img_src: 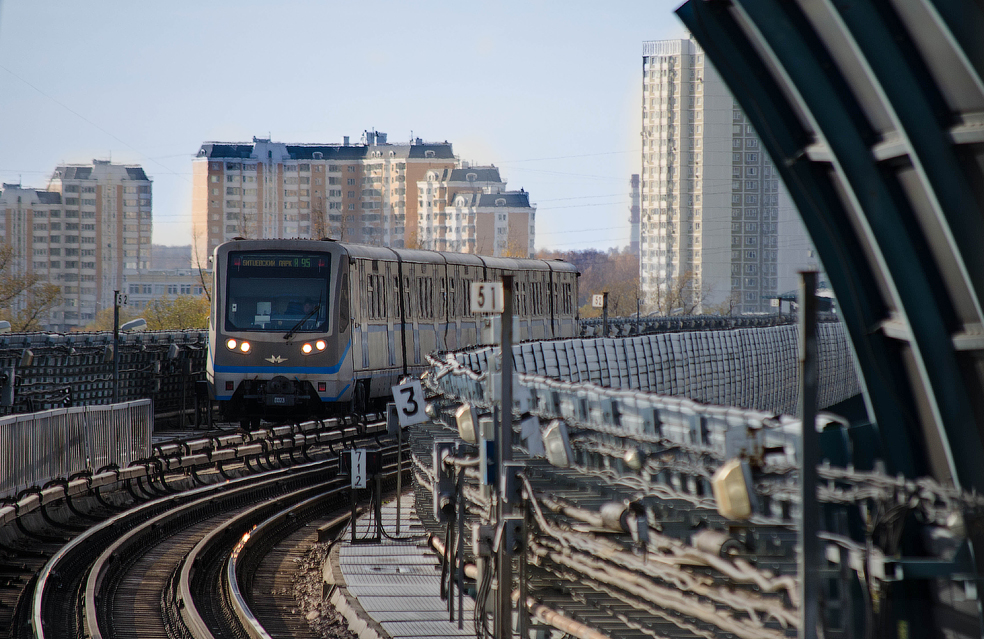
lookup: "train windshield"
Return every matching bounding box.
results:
[224,251,330,333]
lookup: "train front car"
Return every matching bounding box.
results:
[208,239,352,423]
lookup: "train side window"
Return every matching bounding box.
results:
[439,278,447,318]
[394,275,401,320]
[404,276,413,319]
[449,278,456,319]
[417,277,434,319]
[367,274,386,320]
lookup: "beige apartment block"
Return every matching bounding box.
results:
[0,160,152,331]
[417,166,535,257]
[122,269,208,310]
[192,132,457,265]
[640,37,816,314]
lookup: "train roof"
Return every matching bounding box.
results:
[214,239,577,275]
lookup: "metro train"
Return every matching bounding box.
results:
[206,238,579,423]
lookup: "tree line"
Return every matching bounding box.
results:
[0,242,209,332]
[536,247,738,318]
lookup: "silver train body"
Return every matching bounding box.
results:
[207,238,579,421]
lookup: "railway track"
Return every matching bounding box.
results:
[0,415,386,639]
[27,425,403,639]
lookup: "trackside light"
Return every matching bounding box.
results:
[543,419,574,468]
[301,343,313,354]
[711,458,758,520]
[239,341,251,353]
[226,339,238,351]
[454,403,478,444]
[315,340,326,351]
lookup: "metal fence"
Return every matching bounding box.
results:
[0,399,152,498]
[578,312,840,338]
[451,321,859,416]
[0,330,207,419]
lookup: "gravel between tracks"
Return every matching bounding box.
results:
[286,541,359,639]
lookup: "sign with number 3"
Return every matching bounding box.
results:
[391,380,428,426]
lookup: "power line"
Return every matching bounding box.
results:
[0,63,188,182]
[496,149,641,164]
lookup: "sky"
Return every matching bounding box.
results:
[0,1,687,251]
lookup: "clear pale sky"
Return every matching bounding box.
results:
[0,1,686,251]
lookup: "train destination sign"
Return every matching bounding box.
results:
[233,253,326,269]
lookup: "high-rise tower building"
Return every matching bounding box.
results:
[0,160,152,331]
[192,133,456,265]
[640,37,815,314]
[629,174,640,256]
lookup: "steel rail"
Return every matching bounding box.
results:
[28,420,385,639]
[219,449,404,639]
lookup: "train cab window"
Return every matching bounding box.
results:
[224,251,330,333]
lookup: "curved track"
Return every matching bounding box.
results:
[17,417,385,639]
[27,424,401,639]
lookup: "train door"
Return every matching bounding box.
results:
[444,264,458,351]
[532,270,548,340]
[416,263,438,361]
[384,260,397,369]
[403,263,419,365]
[459,265,478,348]
[364,259,389,372]
[352,258,368,373]
[439,263,456,352]
[514,271,530,341]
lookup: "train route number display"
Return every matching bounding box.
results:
[391,380,428,426]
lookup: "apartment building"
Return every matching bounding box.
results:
[629,174,641,256]
[416,166,536,257]
[640,37,815,313]
[122,269,207,309]
[192,132,456,264]
[0,160,152,331]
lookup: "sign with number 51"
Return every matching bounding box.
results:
[470,281,503,314]
[391,380,428,426]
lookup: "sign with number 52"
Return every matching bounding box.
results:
[391,380,428,426]
[470,282,503,314]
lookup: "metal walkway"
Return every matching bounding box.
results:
[326,494,474,639]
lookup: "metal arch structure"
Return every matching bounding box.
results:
[677,0,984,496]
[678,2,984,634]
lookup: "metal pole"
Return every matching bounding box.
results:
[798,271,819,639]
[396,424,403,535]
[496,274,514,639]
[602,291,609,337]
[457,466,465,630]
[113,290,120,404]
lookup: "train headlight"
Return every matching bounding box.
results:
[239,341,251,353]
[315,340,326,351]
[226,339,238,351]
[301,343,313,355]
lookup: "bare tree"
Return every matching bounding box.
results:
[311,202,329,239]
[191,228,212,304]
[644,270,711,315]
[0,243,61,331]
